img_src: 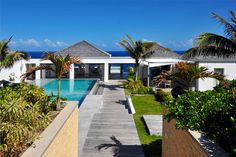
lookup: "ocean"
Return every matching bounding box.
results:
[27,51,185,59]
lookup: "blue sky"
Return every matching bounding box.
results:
[0,0,235,51]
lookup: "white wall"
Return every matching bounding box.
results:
[0,61,25,82]
[197,62,236,91]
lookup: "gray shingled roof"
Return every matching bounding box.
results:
[187,55,236,62]
[56,40,111,58]
[151,48,180,58]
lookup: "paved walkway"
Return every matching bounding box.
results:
[80,80,144,157]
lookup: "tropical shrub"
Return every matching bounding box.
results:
[124,78,143,93]
[0,86,51,156]
[214,79,236,92]
[127,67,135,80]
[16,83,50,113]
[155,90,173,103]
[124,78,155,94]
[153,62,225,90]
[166,88,236,155]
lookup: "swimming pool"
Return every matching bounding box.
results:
[35,79,96,104]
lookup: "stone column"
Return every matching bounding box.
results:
[69,79,74,93]
[84,64,89,77]
[104,63,109,82]
[69,64,75,79]
[41,70,46,79]
[35,62,41,80]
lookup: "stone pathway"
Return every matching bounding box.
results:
[80,80,144,157]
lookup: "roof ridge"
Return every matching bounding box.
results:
[57,40,111,57]
[81,40,111,57]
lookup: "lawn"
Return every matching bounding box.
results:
[131,95,163,157]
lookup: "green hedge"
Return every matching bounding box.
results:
[166,80,236,155]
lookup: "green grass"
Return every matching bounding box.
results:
[132,95,163,157]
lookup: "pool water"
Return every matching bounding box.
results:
[35,79,96,104]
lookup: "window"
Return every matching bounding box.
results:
[214,68,224,86]
[214,68,224,75]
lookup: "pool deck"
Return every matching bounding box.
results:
[79,80,144,157]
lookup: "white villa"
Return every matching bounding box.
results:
[0,40,235,91]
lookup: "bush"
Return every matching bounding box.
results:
[127,67,135,80]
[214,79,236,92]
[166,89,236,155]
[0,86,51,156]
[124,78,155,94]
[16,83,51,114]
[171,86,185,98]
[155,90,173,103]
[124,78,143,93]
[133,86,155,94]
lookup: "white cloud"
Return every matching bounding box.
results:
[43,39,68,47]
[163,38,194,50]
[19,39,41,47]
[9,38,68,49]
[142,38,153,42]
[43,38,56,47]
[56,41,68,47]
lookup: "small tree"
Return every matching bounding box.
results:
[119,35,163,80]
[0,36,29,70]
[21,53,80,110]
[153,62,225,91]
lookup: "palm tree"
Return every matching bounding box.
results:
[153,62,225,91]
[183,10,236,59]
[21,53,80,110]
[0,36,29,70]
[119,34,169,80]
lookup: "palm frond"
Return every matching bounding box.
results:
[182,45,236,59]
[153,62,225,90]
[21,65,54,81]
[212,12,236,40]
[229,10,236,24]
[126,34,136,48]
[118,39,134,55]
[152,70,171,86]
[0,36,13,61]
[196,33,236,49]
[42,53,80,78]
[0,51,30,69]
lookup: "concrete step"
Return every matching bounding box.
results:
[83,138,141,147]
[92,113,132,119]
[82,145,144,157]
[81,151,144,157]
[87,130,139,138]
[89,124,136,130]
[91,119,134,124]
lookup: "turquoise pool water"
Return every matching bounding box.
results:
[35,79,96,104]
